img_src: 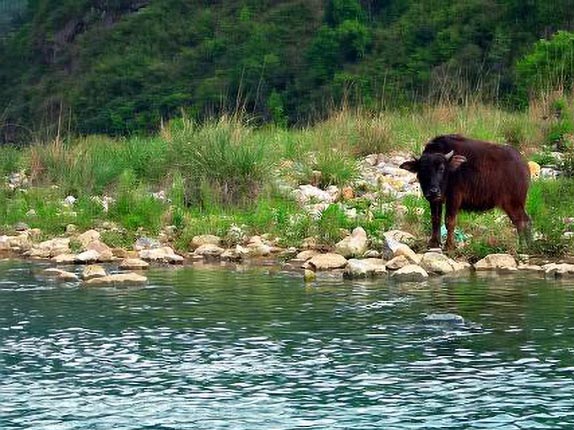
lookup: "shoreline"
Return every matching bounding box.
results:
[3,227,574,285]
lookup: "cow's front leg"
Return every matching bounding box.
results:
[444,200,460,251]
[429,202,442,248]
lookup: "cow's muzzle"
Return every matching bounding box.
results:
[424,187,442,202]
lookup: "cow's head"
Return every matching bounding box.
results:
[399,151,467,202]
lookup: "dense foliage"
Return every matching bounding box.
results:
[1,0,574,139]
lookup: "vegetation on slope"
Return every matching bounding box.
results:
[2,0,574,138]
[1,100,574,259]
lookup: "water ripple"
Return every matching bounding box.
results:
[2,262,574,429]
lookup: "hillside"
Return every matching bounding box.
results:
[1,0,574,139]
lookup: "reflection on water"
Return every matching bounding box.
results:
[2,260,574,429]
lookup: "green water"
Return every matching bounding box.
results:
[2,260,574,429]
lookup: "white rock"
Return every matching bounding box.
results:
[139,246,184,263]
[191,234,222,250]
[391,264,429,282]
[194,244,225,258]
[335,227,368,258]
[344,258,387,278]
[76,249,101,263]
[28,238,71,258]
[85,240,114,261]
[420,252,465,275]
[77,229,101,248]
[44,268,79,281]
[52,253,77,264]
[474,254,517,271]
[295,250,320,261]
[293,185,338,204]
[0,235,11,251]
[306,253,348,271]
[119,258,149,270]
[517,264,543,273]
[64,195,77,206]
[82,265,107,280]
[542,263,574,278]
[385,255,411,270]
[84,273,148,286]
[393,244,420,264]
[221,248,243,262]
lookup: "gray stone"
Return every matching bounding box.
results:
[363,250,381,258]
[245,237,272,257]
[14,222,29,232]
[6,230,32,251]
[518,264,544,273]
[393,243,420,263]
[294,184,339,205]
[423,313,465,326]
[0,235,11,251]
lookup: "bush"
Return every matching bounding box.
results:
[516,31,574,100]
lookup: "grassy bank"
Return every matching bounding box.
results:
[1,99,574,260]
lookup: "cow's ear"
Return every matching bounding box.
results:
[399,160,418,173]
[448,155,467,171]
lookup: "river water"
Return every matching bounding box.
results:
[2,260,574,429]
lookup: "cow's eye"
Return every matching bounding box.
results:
[438,165,445,173]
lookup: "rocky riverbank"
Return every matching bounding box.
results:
[3,222,574,287]
[2,150,573,286]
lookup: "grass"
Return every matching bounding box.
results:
[1,97,574,260]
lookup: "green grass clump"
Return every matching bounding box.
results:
[168,118,271,207]
[0,145,24,177]
[106,170,167,234]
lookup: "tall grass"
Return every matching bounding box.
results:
[1,98,574,257]
[167,117,271,207]
[28,135,167,195]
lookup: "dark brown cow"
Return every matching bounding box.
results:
[399,134,531,250]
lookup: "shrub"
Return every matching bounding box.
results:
[516,31,574,100]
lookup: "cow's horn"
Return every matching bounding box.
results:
[444,150,454,160]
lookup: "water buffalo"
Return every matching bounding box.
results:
[399,134,531,250]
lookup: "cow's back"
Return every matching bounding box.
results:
[423,135,530,211]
